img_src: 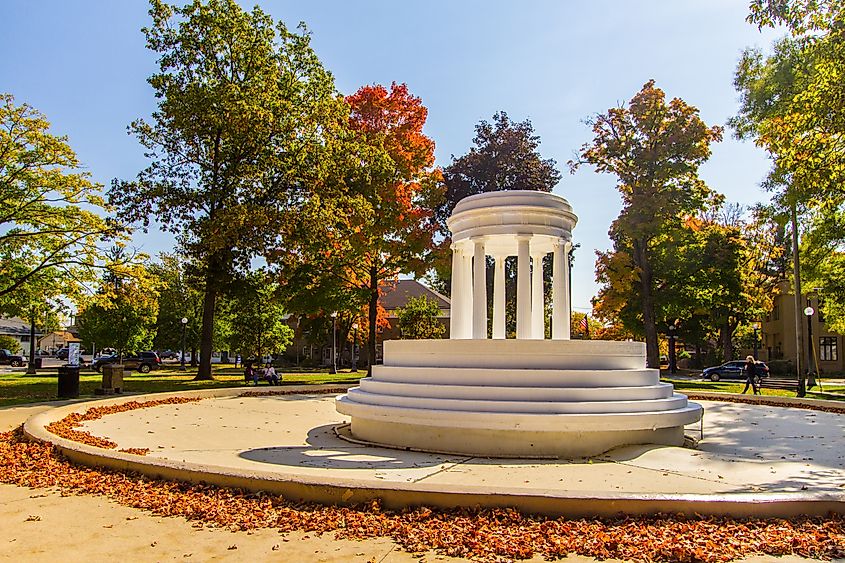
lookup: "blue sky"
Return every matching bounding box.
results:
[0,1,781,312]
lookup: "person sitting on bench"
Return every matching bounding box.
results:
[264,363,279,386]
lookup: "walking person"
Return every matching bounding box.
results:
[742,355,761,395]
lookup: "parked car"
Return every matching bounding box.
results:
[92,351,161,373]
[0,349,26,367]
[55,347,87,363]
[702,360,770,382]
[56,347,84,360]
[158,350,179,360]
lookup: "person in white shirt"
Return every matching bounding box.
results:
[264,363,279,386]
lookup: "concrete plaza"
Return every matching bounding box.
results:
[21,388,845,517]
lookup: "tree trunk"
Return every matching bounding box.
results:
[367,267,379,377]
[26,309,36,374]
[190,346,197,368]
[790,202,807,396]
[195,268,217,381]
[719,321,733,361]
[634,240,660,369]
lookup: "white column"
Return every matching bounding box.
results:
[450,244,464,339]
[563,241,571,340]
[552,241,566,340]
[472,237,488,339]
[531,251,545,339]
[460,246,474,339]
[516,235,532,339]
[493,255,506,339]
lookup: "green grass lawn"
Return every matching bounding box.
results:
[3,365,842,409]
[0,365,363,408]
[666,377,845,401]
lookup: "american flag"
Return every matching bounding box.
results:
[580,316,589,331]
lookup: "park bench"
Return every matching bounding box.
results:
[758,377,799,392]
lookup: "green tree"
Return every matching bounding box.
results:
[0,335,20,354]
[274,83,443,374]
[734,1,845,388]
[435,111,561,231]
[429,111,561,333]
[396,295,445,340]
[225,272,293,359]
[0,265,66,373]
[76,259,159,362]
[572,80,722,368]
[148,254,202,358]
[112,0,346,380]
[0,94,127,302]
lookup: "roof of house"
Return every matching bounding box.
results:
[39,331,81,343]
[380,279,450,311]
[0,317,34,337]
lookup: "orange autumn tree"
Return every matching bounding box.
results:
[274,83,443,372]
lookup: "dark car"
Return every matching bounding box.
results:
[0,349,26,367]
[92,351,161,373]
[56,347,87,363]
[158,350,179,360]
[702,360,769,382]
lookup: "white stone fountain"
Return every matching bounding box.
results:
[336,190,702,458]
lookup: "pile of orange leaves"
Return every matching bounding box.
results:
[45,397,202,454]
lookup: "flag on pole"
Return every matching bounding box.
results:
[580,315,590,338]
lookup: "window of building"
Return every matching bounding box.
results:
[820,336,838,362]
[817,296,826,323]
[773,303,779,321]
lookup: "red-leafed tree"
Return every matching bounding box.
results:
[274,83,443,372]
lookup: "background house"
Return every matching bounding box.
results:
[0,317,38,354]
[285,279,451,367]
[761,281,843,374]
[38,330,82,354]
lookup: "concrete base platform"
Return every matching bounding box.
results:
[23,387,845,518]
[347,418,685,458]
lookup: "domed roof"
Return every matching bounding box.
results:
[447,190,577,254]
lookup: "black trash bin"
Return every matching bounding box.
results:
[34,357,43,369]
[57,365,80,398]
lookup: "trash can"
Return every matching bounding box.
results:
[34,357,43,369]
[57,365,80,398]
[96,364,124,395]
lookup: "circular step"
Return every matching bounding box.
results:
[359,379,675,402]
[371,366,660,387]
[345,387,689,414]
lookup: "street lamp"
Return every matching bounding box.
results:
[330,312,338,375]
[804,301,816,389]
[180,317,188,371]
[350,322,359,372]
[751,321,761,360]
[667,324,677,375]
